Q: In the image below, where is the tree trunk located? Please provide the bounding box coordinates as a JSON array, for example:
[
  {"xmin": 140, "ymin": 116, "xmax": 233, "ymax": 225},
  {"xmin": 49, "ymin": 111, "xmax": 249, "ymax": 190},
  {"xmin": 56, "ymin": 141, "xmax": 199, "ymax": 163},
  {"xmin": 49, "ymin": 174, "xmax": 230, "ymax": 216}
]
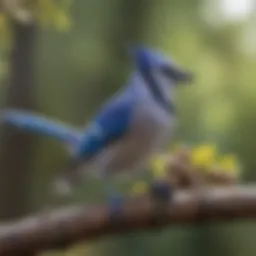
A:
[{"xmin": 0, "ymin": 19, "xmax": 37, "ymax": 221}]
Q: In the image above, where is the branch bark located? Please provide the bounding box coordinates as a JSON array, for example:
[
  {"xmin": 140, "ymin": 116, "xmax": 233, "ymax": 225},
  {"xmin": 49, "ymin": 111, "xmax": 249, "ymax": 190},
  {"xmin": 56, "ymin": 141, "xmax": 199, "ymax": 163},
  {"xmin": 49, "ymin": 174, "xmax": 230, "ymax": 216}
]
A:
[{"xmin": 0, "ymin": 185, "xmax": 256, "ymax": 254}]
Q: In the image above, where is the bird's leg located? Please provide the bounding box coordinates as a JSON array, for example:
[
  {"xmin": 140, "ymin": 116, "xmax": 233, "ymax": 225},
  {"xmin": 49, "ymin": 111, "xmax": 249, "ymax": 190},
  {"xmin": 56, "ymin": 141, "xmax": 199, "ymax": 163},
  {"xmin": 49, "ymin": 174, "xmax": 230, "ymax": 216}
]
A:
[
  {"xmin": 128, "ymin": 166, "xmax": 173, "ymax": 204},
  {"xmin": 149, "ymin": 179, "xmax": 173, "ymax": 222},
  {"xmin": 101, "ymin": 172, "xmax": 124, "ymax": 220},
  {"xmin": 150, "ymin": 180, "xmax": 172, "ymax": 203}
]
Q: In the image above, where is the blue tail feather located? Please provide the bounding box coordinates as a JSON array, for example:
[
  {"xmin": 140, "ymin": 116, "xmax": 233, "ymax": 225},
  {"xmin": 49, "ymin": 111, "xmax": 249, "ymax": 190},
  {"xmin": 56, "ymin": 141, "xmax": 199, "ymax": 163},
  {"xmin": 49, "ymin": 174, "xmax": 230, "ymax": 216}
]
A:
[{"xmin": 1, "ymin": 109, "xmax": 82, "ymax": 148}]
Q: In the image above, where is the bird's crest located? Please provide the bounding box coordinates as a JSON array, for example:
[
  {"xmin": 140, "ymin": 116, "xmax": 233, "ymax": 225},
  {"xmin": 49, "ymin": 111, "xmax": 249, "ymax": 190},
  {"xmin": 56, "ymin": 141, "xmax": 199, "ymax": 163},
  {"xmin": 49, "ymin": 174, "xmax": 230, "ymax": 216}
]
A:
[{"xmin": 129, "ymin": 45, "xmax": 193, "ymax": 83}]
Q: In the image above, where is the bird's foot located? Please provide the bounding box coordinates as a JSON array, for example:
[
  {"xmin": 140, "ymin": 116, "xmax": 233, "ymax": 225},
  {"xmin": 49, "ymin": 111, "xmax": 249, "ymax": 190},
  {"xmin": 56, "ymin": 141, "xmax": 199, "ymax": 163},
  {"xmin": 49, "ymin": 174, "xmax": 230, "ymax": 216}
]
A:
[
  {"xmin": 149, "ymin": 180, "xmax": 173, "ymax": 223},
  {"xmin": 150, "ymin": 180, "xmax": 172, "ymax": 203}
]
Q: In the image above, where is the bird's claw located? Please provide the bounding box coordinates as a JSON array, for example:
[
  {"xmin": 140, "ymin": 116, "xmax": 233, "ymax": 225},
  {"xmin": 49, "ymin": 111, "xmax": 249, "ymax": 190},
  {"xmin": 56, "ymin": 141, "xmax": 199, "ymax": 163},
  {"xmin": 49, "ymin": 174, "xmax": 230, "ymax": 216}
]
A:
[
  {"xmin": 150, "ymin": 180, "xmax": 172, "ymax": 204},
  {"xmin": 149, "ymin": 180, "xmax": 173, "ymax": 223}
]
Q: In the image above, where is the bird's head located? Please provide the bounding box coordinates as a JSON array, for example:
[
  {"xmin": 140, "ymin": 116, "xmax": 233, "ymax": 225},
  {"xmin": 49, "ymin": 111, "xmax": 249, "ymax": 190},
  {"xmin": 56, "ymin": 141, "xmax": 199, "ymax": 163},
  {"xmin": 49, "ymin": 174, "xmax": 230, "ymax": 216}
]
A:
[
  {"xmin": 130, "ymin": 45, "xmax": 193, "ymax": 87},
  {"xmin": 129, "ymin": 45, "xmax": 193, "ymax": 111}
]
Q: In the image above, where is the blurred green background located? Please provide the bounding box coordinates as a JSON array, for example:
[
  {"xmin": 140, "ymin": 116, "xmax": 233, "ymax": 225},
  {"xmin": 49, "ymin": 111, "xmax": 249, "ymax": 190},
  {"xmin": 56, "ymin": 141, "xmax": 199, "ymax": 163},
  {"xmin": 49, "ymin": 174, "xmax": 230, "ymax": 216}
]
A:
[{"xmin": 0, "ymin": 0, "xmax": 256, "ymax": 255}]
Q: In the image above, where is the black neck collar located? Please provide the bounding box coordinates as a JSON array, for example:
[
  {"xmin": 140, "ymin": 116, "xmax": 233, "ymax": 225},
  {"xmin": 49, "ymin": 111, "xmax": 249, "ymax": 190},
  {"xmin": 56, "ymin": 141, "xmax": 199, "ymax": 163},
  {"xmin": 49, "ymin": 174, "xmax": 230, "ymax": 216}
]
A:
[{"xmin": 140, "ymin": 70, "xmax": 175, "ymax": 113}]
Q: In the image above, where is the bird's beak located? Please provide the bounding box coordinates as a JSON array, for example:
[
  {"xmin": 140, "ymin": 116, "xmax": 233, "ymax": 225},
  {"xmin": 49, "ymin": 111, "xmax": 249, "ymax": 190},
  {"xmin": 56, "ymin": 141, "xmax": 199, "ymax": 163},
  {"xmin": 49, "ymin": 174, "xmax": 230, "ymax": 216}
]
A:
[
  {"xmin": 179, "ymin": 71, "xmax": 194, "ymax": 84},
  {"xmin": 161, "ymin": 64, "xmax": 194, "ymax": 84}
]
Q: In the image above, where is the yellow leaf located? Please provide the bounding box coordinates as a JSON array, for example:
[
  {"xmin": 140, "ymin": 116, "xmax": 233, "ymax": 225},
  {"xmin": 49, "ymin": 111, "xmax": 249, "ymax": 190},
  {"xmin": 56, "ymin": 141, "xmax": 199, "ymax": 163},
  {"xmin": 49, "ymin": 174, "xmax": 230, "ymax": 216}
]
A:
[
  {"xmin": 53, "ymin": 10, "xmax": 71, "ymax": 31},
  {"xmin": 218, "ymin": 154, "xmax": 240, "ymax": 174},
  {"xmin": 35, "ymin": 0, "xmax": 56, "ymax": 27},
  {"xmin": 191, "ymin": 145, "xmax": 216, "ymax": 169},
  {"xmin": 151, "ymin": 155, "xmax": 168, "ymax": 178}
]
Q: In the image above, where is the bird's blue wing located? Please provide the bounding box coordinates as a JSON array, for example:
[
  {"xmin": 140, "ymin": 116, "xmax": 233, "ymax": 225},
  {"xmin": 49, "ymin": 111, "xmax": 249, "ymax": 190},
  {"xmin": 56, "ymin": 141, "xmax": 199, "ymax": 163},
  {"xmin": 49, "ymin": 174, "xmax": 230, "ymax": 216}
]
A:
[
  {"xmin": 1, "ymin": 109, "xmax": 82, "ymax": 149},
  {"xmin": 74, "ymin": 96, "xmax": 135, "ymax": 160}
]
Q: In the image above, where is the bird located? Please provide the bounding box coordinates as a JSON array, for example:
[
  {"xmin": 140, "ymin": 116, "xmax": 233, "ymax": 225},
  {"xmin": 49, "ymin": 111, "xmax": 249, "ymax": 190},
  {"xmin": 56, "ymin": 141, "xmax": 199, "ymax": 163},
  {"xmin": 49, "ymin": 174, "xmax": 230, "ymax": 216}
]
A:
[{"xmin": 1, "ymin": 46, "xmax": 193, "ymax": 214}]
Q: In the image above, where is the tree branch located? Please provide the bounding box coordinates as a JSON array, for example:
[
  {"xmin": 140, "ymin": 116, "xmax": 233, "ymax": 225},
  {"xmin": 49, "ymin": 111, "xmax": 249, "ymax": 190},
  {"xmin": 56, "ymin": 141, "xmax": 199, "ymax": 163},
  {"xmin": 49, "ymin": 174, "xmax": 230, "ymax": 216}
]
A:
[{"xmin": 0, "ymin": 185, "xmax": 256, "ymax": 254}]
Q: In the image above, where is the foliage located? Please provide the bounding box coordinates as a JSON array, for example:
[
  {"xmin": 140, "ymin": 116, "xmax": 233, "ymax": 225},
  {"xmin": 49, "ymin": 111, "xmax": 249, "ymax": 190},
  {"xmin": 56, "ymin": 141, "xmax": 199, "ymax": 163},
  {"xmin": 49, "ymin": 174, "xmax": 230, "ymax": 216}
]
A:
[
  {"xmin": 0, "ymin": 0, "xmax": 74, "ymax": 86},
  {"xmin": 152, "ymin": 144, "xmax": 241, "ymax": 178},
  {"xmin": 131, "ymin": 144, "xmax": 241, "ymax": 195},
  {"xmin": 32, "ymin": 0, "xmax": 73, "ymax": 31},
  {"xmin": 0, "ymin": 0, "xmax": 73, "ymax": 51}
]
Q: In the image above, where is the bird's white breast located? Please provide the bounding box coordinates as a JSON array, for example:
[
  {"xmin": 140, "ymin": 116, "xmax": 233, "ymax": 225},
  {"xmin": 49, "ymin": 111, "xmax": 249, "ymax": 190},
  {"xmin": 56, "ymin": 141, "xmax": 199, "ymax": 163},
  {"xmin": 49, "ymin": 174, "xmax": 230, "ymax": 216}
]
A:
[{"xmin": 89, "ymin": 99, "xmax": 175, "ymax": 178}]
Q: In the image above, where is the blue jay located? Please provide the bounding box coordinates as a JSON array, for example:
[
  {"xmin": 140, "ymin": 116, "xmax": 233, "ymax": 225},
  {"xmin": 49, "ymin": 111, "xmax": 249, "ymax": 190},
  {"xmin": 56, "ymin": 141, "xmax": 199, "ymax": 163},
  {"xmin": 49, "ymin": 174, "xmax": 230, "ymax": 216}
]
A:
[{"xmin": 1, "ymin": 46, "xmax": 193, "ymax": 213}]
